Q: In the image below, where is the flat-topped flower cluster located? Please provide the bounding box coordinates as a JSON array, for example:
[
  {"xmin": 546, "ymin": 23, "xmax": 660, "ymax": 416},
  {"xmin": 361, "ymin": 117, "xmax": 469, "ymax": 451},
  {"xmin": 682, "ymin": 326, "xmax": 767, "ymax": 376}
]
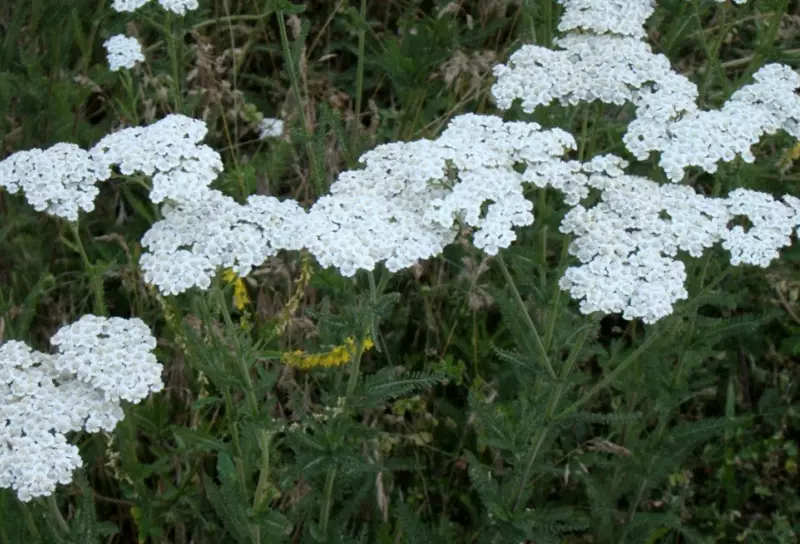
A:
[
  {"xmin": 3, "ymin": 0, "xmax": 800, "ymax": 325},
  {"xmin": 112, "ymin": 0, "xmax": 198, "ymax": 15},
  {"xmin": 1, "ymin": 316, "xmax": 162, "ymax": 501}
]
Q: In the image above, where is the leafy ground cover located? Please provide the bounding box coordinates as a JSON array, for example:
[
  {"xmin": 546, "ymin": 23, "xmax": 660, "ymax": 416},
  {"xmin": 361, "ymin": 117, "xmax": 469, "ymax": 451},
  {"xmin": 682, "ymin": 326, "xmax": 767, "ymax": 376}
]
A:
[{"xmin": 1, "ymin": 0, "xmax": 800, "ymax": 542}]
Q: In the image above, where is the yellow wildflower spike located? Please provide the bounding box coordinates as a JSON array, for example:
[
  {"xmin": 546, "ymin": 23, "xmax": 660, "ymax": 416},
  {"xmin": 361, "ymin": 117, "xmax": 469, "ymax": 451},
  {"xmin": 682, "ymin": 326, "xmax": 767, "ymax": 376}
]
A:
[
  {"xmin": 281, "ymin": 335, "xmax": 375, "ymax": 370},
  {"xmin": 222, "ymin": 268, "xmax": 251, "ymax": 311}
]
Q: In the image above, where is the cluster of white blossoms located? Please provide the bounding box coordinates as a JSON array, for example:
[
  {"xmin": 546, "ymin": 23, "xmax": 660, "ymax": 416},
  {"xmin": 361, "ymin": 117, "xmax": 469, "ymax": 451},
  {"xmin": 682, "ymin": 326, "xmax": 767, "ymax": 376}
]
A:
[
  {"xmin": 494, "ymin": 1, "xmax": 786, "ymax": 182},
  {"xmin": 139, "ymin": 191, "xmax": 304, "ymax": 294},
  {"xmin": 111, "ymin": 0, "xmax": 199, "ymax": 15},
  {"xmin": 297, "ymin": 115, "xmax": 576, "ymax": 276},
  {"xmin": 469, "ymin": 0, "xmax": 800, "ymax": 321},
  {"xmin": 136, "ymin": 113, "xmax": 575, "ymax": 290},
  {"xmin": 0, "ymin": 143, "xmax": 109, "ymax": 221},
  {"xmin": 103, "ymin": 34, "xmax": 145, "ymax": 72},
  {"xmin": 90, "ymin": 114, "xmax": 223, "ymax": 204},
  {"xmin": 1, "ymin": 316, "xmax": 162, "ymax": 501},
  {"xmin": 555, "ymin": 0, "xmax": 745, "ymax": 40},
  {"xmin": 0, "ymin": 114, "xmax": 223, "ymax": 220},
  {"xmin": 555, "ymin": 157, "xmax": 800, "ymax": 322}
]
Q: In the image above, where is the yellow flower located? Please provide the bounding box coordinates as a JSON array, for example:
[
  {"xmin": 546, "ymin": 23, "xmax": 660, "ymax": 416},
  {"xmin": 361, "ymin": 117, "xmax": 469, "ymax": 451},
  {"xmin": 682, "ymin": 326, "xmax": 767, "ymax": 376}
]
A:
[
  {"xmin": 282, "ymin": 336, "xmax": 375, "ymax": 370},
  {"xmin": 222, "ymin": 269, "xmax": 250, "ymax": 311}
]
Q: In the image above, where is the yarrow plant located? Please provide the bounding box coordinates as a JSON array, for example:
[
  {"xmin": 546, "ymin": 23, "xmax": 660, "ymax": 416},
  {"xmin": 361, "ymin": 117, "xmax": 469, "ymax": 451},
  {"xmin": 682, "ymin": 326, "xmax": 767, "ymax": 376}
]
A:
[
  {"xmin": 3, "ymin": 0, "xmax": 800, "ymax": 325},
  {"xmin": 4, "ymin": 0, "xmax": 800, "ymax": 540},
  {"xmin": 0, "ymin": 316, "xmax": 162, "ymax": 501}
]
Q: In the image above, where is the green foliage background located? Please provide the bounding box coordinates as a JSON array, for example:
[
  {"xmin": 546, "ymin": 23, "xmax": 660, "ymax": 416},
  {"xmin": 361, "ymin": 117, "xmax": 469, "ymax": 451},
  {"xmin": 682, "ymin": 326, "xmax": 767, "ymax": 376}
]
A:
[{"xmin": 1, "ymin": 0, "xmax": 800, "ymax": 542}]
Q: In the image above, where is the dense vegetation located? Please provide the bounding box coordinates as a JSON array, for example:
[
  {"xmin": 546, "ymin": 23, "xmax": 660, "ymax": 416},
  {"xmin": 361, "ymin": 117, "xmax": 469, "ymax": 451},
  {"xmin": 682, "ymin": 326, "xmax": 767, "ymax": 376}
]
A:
[{"xmin": 1, "ymin": 0, "xmax": 799, "ymax": 542}]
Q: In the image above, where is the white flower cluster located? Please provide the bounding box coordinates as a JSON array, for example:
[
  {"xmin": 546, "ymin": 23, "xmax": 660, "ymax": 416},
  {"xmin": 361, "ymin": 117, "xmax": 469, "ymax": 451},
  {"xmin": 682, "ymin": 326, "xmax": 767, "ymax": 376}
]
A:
[
  {"xmin": 140, "ymin": 191, "xmax": 304, "ymax": 294},
  {"xmin": 655, "ymin": 64, "xmax": 800, "ymax": 180},
  {"xmin": 0, "ymin": 143, "xmax": 108, "ymax": 221},
  {"xmin": 111, "ymin": 0, "xmax": 150, "ymax": 11},
  {"xmin": 298, "ymin": 115, "xmax": 575, "ymax": 276},
  {"xmin": 480, "ymin": 0, "xmax": 800, "ymax": 321},
  {"xmin": 555, "ymin": 157, "xmax": 800, "ymax": 322},
  {"xmin": 0, "ymin": 114, "xmax": 223, "ymax": 220},
  {"xmin": 104, "ymin": 34, "xmax": 145, "ymax": 72},
  {"xmin": 1, "ymin": 316, "xmax": 162, "ymax": 501},
  {"xmin": 556, "ymin": 0, "xmax": 656, "ymax": 39},
  {"xmin": 494, "ymin": 0, "xmax": 781, "ymax": 182},
  {"xmin": 49, "ymin": 316, "xmax": 163, "ymax": 402},
  {"xmin": 111, "ymin": 0, "xmax": 199, "ymax": 15},
  {"xmin": 555, "ymin": 0, "xmax": 745, "ymax": 39},
  {"xmin": 258, "ymin": 117, "xmax": 284, "ymax": 140},
  {"xmin": 90, "ymin": 114, "xmax": 223, "ymax": 204},
  {"xmin": 137, "ymin": 113, "xmax": 576, "ymax": 290}
]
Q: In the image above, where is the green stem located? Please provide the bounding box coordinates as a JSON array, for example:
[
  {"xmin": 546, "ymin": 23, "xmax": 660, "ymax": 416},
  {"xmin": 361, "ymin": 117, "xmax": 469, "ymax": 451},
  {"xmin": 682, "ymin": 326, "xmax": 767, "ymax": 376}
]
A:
[
  {"xmin": 46, "ymin": 495, "xmax": 69, "ymax": 534},
  {"xmin": 252, "ymin": 432, "xmax": 274, "ymax": 512},
  {"xmin": 217, "ymin": 288, "xmax": 258, "ymax": 412},
  {"xmin": 68, "ymin": 222, "xmax": 107, "ymax": 316},
  {"xmin": 351, "ymin": 0, "xmax": 367, "ymax": 145},
  {"xmin": 317, "ymin": 270, "xmax": 382, "ymax": 535},
  {"xmin": 512, "ymin": 323, "xmax": 593, "ymax": 511},
  {"xmin": 222, "ymin": 387, "xmax": 247, "ymax": 491},
  {"xmin": 543, "ymin": 238, "xmax": 571, "ymax": 352},
  {"xmin": 559, "ymin": 325, "xmax": 666, "ymax": 418},
  {"xmin": 319, "ymin": 467, "xmax": 338, "ymax": 535},
  {"xmin": 19, "ymin": 502, "xmax": 41, "ymax": 540},
  {"xmin": 620, "ymin": 257, "xmax": 716, "ymax": 537},
  {"xmin": 119, "ymin": 70, "xmax": 139, "ymax": 125},
  {"xmin": 276, "ymin": 11, "xmax": 324, "ymax": 195},
  {"xmin": 216, "ymin": 288, "xmax": 273, "ymax": 533},
  {"xmin": 319, "ymin": 329, "xmax": 368, "ymax": 535},
  {"xmin": 164, "ymin": 11, "xmax": 183, "ymax": 111},
  {"xmin": 496, "ymin": 253, "xmax": 556, "ymax": 379},
  {"xmin": 543, "ymin": 0, "xmax": 552, "ymax": 47},
  {"xmin": 512, "ymin": 424, "xmax": 549, "ymax": 511}
]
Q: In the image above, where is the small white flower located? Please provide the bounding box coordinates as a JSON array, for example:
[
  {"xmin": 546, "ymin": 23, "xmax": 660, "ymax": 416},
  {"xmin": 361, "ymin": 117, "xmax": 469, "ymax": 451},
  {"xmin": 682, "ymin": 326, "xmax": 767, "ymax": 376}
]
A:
[
  {"xmin": 258, "ymin": 117, "xmax": 284, "ymax": 139},
  {"xmin": 112, "ymin": 0, "xmax": 199, "ymax": 14},
  {"xmin": 104, "ymin": 34, "xmax": 145, "ymax": 72},
  {"xmin": 111, "ymin": 0, "xmax": 150, "ymax": 11},
  {"xmin": 157, "ymin": 0, "xmax": 199, "ymax": 14}
]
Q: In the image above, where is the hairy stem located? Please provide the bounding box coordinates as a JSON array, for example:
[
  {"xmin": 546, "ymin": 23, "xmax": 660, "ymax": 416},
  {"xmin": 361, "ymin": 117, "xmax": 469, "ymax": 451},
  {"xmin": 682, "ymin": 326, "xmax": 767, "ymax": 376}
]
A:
[
  {"xmin": 512, "ymin": 323, "xmax": 593, "ymax": 511},
  {"xmin": 352, "ymin": 0, "xmax": 367, "ymax": 146},
  {"xmin": 164, "ymin": 11, "xmax": 183, "ymax": 111},
  {"xmin": 496, "ymin": 252, "xmax": 556, "ymax": 379},
  {"xmin": 68, "ymin": 221, "xmax": 107, "ymax": 317},
  {"xmin": 276, "ymin": 10, "xmax": 325, "ymax": 195},
  {"xmin": 46, "ymin": 494, "xmax": 69, "ymax": 534},
  {"xmin": 319, "ymin": 331, "xmax": 367, "ymax": 534}
]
